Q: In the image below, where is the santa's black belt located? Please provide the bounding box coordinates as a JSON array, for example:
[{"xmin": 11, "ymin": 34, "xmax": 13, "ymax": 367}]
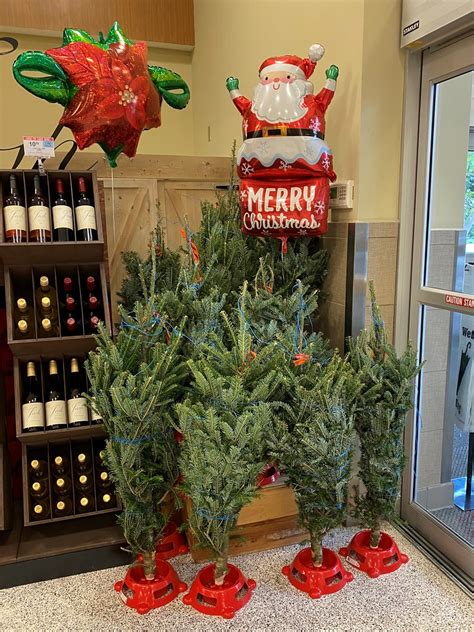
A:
[{"xmin": 245, "ymin": 128, "xmax": 324, "ymax": 140}]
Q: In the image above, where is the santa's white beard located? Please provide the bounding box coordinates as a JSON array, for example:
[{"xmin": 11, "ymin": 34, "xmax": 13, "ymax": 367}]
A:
[{"xmin": 251, "ymin": 79, "xmax": 308, "ymax": 123}]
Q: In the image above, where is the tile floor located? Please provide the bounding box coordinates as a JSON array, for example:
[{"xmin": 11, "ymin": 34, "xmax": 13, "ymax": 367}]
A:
[{"xmin": 0, "ymin": 525, "xmax": 471, "ymax": 631}]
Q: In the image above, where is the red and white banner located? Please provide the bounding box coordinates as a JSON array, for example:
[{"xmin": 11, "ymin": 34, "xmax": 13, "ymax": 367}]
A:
[{"xmin": 239, "ymin": 178, "xmax": 329, "ymax": 241}]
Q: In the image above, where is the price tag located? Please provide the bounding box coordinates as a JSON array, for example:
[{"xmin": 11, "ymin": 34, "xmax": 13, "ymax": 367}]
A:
[{"xmin": 23, "ymin": 136, "xmax": 55, "ymax": 159}]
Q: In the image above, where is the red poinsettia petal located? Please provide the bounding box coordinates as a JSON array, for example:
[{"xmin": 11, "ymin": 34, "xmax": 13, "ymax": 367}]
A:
[
  {"xmin": 47, "ymin": 42, "xmax": 111, "ymax": 87},
  {"xmin": 110, "ymin": 58, "xmax": 132, "ymax": 89},
  {"xmin": 125, "ymin": 99, "xmax": 146, "ymax": 131},
  {"xmin": 99, "ymin": 91, "xmax": 127, "ymax": 121},
  {"xmin": 144, "ymin": 83, "xmax": 162, "ymax": 129},
  {"xmin": 60, "ymin": 80, "xmax": 118, "ymax": 130}
]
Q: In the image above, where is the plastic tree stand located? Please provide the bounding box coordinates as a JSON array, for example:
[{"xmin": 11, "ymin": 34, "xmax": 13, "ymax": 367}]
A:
[
  {"xmin": 282, "ymin": 547, "xmax": 353, "ymax": 599},
  {"xmin": 183, "ymin": 563, "xmax": 256, "ymax": 619},
  {"xmin": 257, "ymin": 463, "xmax": 281, "ymax": 487},
  {"xmin": 339, "ymin": 530, "xmax": 409, "ymax": 578},
  {"xmin": 155, "ymin": 521, "xmax": 189, "ymax": 560},
  {"xmin": 114, "ymin": 558, "xmax": 187, "ymax": 614}
]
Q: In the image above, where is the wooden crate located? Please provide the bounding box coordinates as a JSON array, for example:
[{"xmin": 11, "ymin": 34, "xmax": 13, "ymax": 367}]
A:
[{"xmin": 184, "ymin": 480, "xmax": 308, "ymax": 562}]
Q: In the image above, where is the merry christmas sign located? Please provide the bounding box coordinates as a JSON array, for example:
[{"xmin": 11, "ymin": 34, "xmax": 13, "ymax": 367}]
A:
[{"xmin": 227, "ymin": 44, "xmax": 339, "ymax": 251}]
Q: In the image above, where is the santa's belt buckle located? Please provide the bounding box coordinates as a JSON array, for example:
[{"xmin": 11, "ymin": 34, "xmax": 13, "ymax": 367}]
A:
[{"xmin": 262, "ymin": 126, "xmax": 287, "ymax": 137}]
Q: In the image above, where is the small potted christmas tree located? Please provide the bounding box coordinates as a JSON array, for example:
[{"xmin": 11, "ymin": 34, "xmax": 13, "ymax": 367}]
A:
[
  {"xmin": 340, "ymin": 282, "xmax": 421, "ymax": 578},
  {"xmin": 178, "ymin": 287, "xmax": 288, "ymax": 618},
  {"xmin": 85, "ymin": 259, "xmax": 188, "ymax": 613},
  {"xmin": 274, "ymin": 354, "xmax": 359, "ymax": 598}
]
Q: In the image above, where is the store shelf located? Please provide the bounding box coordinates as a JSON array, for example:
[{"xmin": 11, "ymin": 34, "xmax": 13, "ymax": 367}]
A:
[
  {"xmin": 16, "ymin": 423, "xmax": 105, "ymax": 445},
  {"xmin": 8, "ymin": 335, "xmax": 98, "ymax": 358},
  {"xmin": 0, "ymin": 241, "xmax": 105, "ymax": 265}
]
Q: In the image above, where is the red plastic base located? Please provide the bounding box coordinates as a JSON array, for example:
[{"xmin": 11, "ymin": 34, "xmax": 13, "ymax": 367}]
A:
[
  {"xmin": 183, "ymin": 563, "xmax": 256, "ymax": 619},
  {"xmin": 282, "ymin": 547, "xmax": 353, "ymax": 599},
  {"xmin": 339, "ymin": 530, "xmax": 409, "ymax": 578},
  {"xmin": 114, "ymin": 559, "xmax": 187, "ymax": 614},
  {"xmin": 155, "ymin": 521, "xmax": 189, "ymax": 560},
  {"xmin": 257, "ymin": 463, "xmax": 281, "ymax": 487}
]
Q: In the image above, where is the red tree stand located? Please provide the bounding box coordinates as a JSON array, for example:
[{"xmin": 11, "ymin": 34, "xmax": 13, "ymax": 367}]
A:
[
  {"xmin": 339, "ymin": 530, "xmax": 409, "ymax": 578},
  {"xmin": 155, "ymin": 521, "xmax": 189, "ymax": 560},
  {"xmin": 114, "ymin": 559, "xmax": 187, "ymax": 614},
  {"xmin": 183, "ymin": 563, "xmax": 256, "ymax": 619},
  {"xmin": 282, "ymin": 547, "xmax": 353, "ymax": 599}
]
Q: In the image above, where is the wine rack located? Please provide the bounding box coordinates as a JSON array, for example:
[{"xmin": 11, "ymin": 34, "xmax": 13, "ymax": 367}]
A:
[
  {"xmin": 0, "ymin": 167, "xmax": 117, "ymax": 529},
  {"xmin": 23, "ymin": 437, "xmax": 120, "ymax": 526},
  {"xmin": 13, "ymin": 353, "xmax": 105, "ymax": 443},
  {"xmin": 4, "ymin": 262, "xmax": 110, "ymax": 356},
  {"xmin": 0, "ymin": 169, "xmax": 104, "ymax": 264}
]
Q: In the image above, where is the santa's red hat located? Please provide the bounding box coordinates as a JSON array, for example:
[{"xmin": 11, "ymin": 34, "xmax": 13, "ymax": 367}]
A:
[{"xmin": 258, "ymin": 44, "xmax": 325, "ymax": 79}]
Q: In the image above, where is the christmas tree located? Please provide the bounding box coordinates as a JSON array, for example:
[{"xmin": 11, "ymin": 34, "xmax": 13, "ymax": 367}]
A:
[
  {"xmin": 177, "ymin": 284, "xmax": 290, "ymax": 584},
  {"xmin": 85, "ymin": 243, "xmax": 187, "ymax": 580},
  {"xmin": 118, "ymin": 152, "xmax": 329, "ymax": 316},
  {"xmin": 271, "ymin": 354, "xmax": 359, "ymax": 565},
  {"xmin": 347, "ymin": 282, "xmax": 421, "ymax": 547}
]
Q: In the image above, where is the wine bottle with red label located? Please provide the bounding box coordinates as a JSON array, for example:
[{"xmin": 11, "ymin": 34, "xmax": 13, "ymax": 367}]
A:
[
  {"xmin": 3, "ymin": 174, "xmax": 26, "ymax": 243},
  {"xmin": 22, "ymin": 362, "xmax": 45, "ymax": 432},
  {"xmin": 52, "ymin": 178, "xmax": 74, "ymax": 242},
  {"xmin": 28, "ymin": 175, "xmax": 51, "ymax": 242},
  {"xmin": 75, "ymin": 177, "xmax": 97, "ymax": 241},
  {"xmin": 45, "ymin": 360, "xmax": 67, "ymax": 430}
]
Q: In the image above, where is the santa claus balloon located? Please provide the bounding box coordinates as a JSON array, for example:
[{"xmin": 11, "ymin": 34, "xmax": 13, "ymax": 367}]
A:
[{"xmin": 227, "ymin": 45, "xmax": 339, "ymax": 251}]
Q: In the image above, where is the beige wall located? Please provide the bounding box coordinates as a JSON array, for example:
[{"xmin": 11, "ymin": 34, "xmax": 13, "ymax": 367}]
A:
[{"xmin": 0, "ymin": 32, "xmax": 194, "ymax": 169}]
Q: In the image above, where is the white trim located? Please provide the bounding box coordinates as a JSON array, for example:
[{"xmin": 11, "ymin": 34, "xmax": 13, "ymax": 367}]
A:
[
  {"xmin": 229, "ymin": 89, "xmax": 241, "ymax": 100},
  {"xmin": 325, "ymin": 78, "xmax": 336, "ymax": 92},
  {"xmin": 260, "ymin": 63, "xmax": 305, "ymax": 79}
]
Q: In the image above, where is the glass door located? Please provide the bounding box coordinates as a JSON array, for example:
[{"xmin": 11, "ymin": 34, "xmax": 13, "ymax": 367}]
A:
[{"xmin": 402, "ymin": 34, "xmax": 474, "ymax": 581}]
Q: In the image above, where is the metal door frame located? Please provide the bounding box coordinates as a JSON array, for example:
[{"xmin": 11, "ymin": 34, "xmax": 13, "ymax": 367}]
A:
[{"xmin": 399, "ymin": 34, "xmax": 473, "ymax": 580}]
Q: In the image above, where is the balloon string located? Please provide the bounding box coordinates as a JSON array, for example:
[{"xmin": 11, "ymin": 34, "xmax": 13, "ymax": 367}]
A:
[{"xmin": 111, "ymin": 165, "xmax": 116, "ymax": 242}]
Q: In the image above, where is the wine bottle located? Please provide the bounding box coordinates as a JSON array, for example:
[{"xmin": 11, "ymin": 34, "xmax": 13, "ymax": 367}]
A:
[
  {"xmin": 22, "ymin": 362, "xmax": 44, "ymax": 432},
  {"xmin": 53, "ymin": 475, "xmax": 72, "ymax": 497},
  {"xmin": 98, "ymin": 492, "xmax": 116, "ymax": 510},
  {"xmin": 76, "ymin": 494, "xmax": 95, "ymax": 513},
  {"xmin": 39, "ymin": 317, "xmax": 55, "ymax": 338},
  {"xmin": 29, "ymin": 458, "xmax": 48, "ymax": 480},
  {"xmin": 76, "ymin": 473, "xmax": 93, "ymax": 493},
  {"xmin": 36, "ymin": 276, "xmax": 57, "ymax": 310},
  {"xmin": 75, "ymin": 451, "xmax": 92, "ymax": 474},
  {"xmin": 67, "ymin": 358, "xmax": 89, "ymax": 427},
  {"xmin": 39, "ymin": 296, "xmax": 59, "ymax": 334},
  {"xmin": 16, "ymin": 319, "xmax": 30, "ymax": 339},
  {"xmin": 45, "ymin": 360, "xmax": 67, "ymax": 430},
  {"xmin": 54, "ymin": 498, "xmax": 73, "ymax": 517},
  {"xmin": 96, "ymin": 449, "xmax": 106, "ymax": 466},
  {"xmin": 14, "ymin": 298, "xmax": 33, "ymax": 329},
  {"xmin": 51, "ymin": 454, "xmax": 70, "ymax": 478},
  {"xmin": 30, "ymin": 479, "xmax": 48, "ymax": 499},
  {"xmin": 52, "ymin": 178, "xmax": 74, "ymax": 242},
  {"xmin": 75, "ymin": 177, "xmax": 97, "ymax": 241},
  {"xmin": 28, "ymin": 175, "xmax": 51, "ymax": 242},
  {"xmin": 31, "ymin": 499, "xmax": 50, "ymax": 520},
  {"xmin": 63, "ymin": 276, "xmax": 74, "ymax": 298},
  {"xmin": 3, "ymin": 174, "xmax": 26, "ymax": 243},
  {"xmin": 97, "ymin": 470, "xmax": 112, "ymax": 490}
]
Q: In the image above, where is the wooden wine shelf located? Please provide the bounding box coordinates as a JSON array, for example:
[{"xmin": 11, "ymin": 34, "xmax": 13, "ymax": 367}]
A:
[
  {"xmin": 8, "ymin": 335, "xmax": 98, "ymax": 359},
  {"xmin": 16, "ymin": 423, "xmax": 105, "ymax": 445},
  {"xmin": 0, "ymin": 241, "xmax": 104, "ymax": 265}
]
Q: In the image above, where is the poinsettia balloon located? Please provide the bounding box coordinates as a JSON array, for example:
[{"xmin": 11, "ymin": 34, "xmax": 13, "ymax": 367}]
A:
[{"xmin": 13, "ymin": 22, "xmax": 190, "ymax": 166}]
